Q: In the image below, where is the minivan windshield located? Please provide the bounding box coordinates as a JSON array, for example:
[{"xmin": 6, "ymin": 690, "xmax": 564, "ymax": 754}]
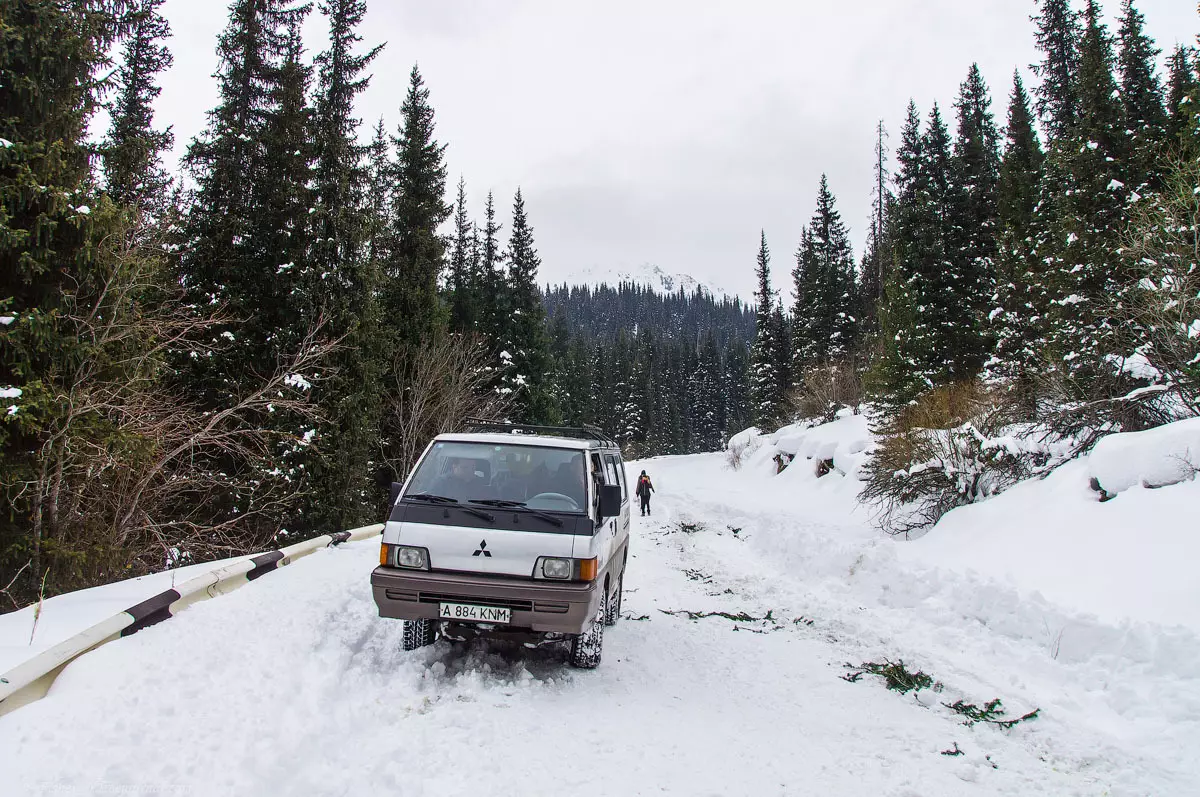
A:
[{"xmin": 404, "ymin": 442, "xmax": 588, "ymax": 513}]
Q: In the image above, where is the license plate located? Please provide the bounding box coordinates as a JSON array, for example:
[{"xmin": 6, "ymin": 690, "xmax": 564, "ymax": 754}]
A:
[{"xmin": 439, "ymin": 602, "xmax": 512, "ymax": 624}]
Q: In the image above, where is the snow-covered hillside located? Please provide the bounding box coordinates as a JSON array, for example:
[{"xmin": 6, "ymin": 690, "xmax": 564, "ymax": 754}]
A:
[
  {"xmin": 551, "ymin": 262, "xmax": 728, "ymax": 298},
  {"xmin": 2, "ymin": 423, "xmax": 1198, "ymax": 794},
  {"xmin": 739, "ymin": 412, "xmax": 1200, "ymax": 632}
]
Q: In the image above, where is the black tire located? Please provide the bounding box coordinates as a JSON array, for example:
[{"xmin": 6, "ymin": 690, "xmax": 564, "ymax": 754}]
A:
[
  {"xmin": 604, "ymin": 573, "xmax": 623, "ymax": 626},
  {"xmin": 402, "ymin": 618, "xmax": 436, "ymax": 651},
  {"xmin": 569, "ymin": 596, "xmax": 605, "ymax": 669}
]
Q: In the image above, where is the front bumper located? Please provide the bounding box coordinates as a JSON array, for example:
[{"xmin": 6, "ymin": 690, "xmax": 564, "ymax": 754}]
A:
[{"xmin": 371, "ymin": 567, "xmax": 601, "ymax": 635}]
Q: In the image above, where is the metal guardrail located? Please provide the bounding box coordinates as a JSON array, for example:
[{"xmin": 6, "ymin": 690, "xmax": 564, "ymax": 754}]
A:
[{"xmin": 0, "ymin": 523, "xmax": 384, "ymax": 719}]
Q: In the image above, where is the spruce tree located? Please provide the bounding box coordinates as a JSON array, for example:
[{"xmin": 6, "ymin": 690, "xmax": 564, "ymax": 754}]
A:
[
  {"xmin": 1165, "ymin": 45, "xmax": 1199, "ymax": 146},
  {"xmin": 448, "ymin": 176, "xmax": 476, "ymax": 332},
  {"xmin": 749, "ymin": 232, "xmax": 786, "ymax": 428},
  {"xmin": 477, "ymin": 191, "xmax": 507, "ymax": 348},
  {"xmin": 1042, "ymin": 0, "xmax": 1137, "ymax": 392},
  {"xmin": 689, "ymin": 331, "xmax": 724, "ymax": 451},
  {"xmin": 724, "ymin": 336, "xmax": 752, "ymax": 435},
  {"xmin": 1031, "ymin": 0, "xmax": 1082, "ymax": 142},
  {"xmin": 792, "ymin": 175, "xmax": 858, "ymax": 374},
  {"xmin": 383, "ymin": 65, "xmax": 450, "ymax": 352},
  {"xmin": 502, "ymin": 189, "xmax": 555, "ymax": 423},
  {"xmin": 1116, "ymin": 0, "xmax": 1166, "ymax": 193},
  {"xmin": 949, "ymin": 63, "xmax": 1001, "ymax": 375},
  {"xmin": 102, "ymin": 0, "xmax": 174, "ymax": 214},
  {"xmin": 306, "ymin": 0, "xmax": 384, "ymax": 529},
  {"xmin": 859, "ymin": 121, "xmax": 892, "ymax": 337},
  {"xmin": 0, "ymin": 0, "xmax": 133, "ymax": 592},
  {"xmin": 364, "ymin": 118, "xmax": 393, "ymax": 275},
  {"xmin": 178, "ymin": 0, "xmax": 311, "ymax": 405},
  {"xmin": 990, "ymin": 71, "xmax": 1048, "ymax": 414},
  {"xmin": 867, "ymin": 102, "xmax": 929, "ymax": 409},
  {"xmin": 869, "ymin": 102, "xmax": 983, "ymax": 404}
]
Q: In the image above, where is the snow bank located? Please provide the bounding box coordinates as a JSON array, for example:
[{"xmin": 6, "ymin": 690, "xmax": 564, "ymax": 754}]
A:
[
  {"xmin": 0, "ymin": 555, "xmax": 252, "ymax": 673},
  {"xmin": 728, "ymin": 412, "xmax": 1200, "ymax": 632},
  {"xmin": 907, "ymin": 429, "xmax": 1200, "ymax": 632},
  {"xmin": 773, "ymin": 411, "xmax": 872, "ymax": 478},
  {"xmin": 729, "ymin": 410, "xmax": 872, "ymax": 483},
  {"xmin": 1087, "ymin": 416, "xmax": 1200, "ymax": 495}
]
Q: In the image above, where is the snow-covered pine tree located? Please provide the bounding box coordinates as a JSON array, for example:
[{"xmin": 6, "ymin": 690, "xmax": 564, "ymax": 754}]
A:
[
  {"xmin": 1164, "ymin": 45, "xmax": 1199, "ymax": 145},
  {"xmin": 749, "ymin": 232, "xmax": 787, "ymax": 428},
  {"xmin": 102, "ymin": 0, "xmax": 174, "ymax": 215},
  {"xmin": 689, "ymin": 331, "xmax": 725, "ymax": 451},
  {"xmin": 949, "ymin": 62, "xmax": 1001, "ymax": 377},
  {"xmin": 502, "ymin": 189, "xmax": 555, "ymax": 423},
  {"xmin": 791, "ymin": 175, "xmax": 858, "ymax": 375},
  {"xmin": 989, "ymin": 71, "xmax": 1047, "ymax": 416},
  {"xmin": 723, "ymin": 335, "xmax": 752, "ymax": 437},
  {"xmin": 1116, "ymin": 0, "xmax": 1166, "ymax": 195},
  {"xmin": 1042, "ymin": 2, "xmax": 1134, "ymax": 378},
  {"xmin": 867, "ymin": 102, "xmax": 929, "ymax": 411},
  {"xmin": 1031, "ymin": 0, "xmax": 1082, "ymax": 143},
  {"xmin": 305, "ymin": 0, "xmax": 384, "ymax": 529}
]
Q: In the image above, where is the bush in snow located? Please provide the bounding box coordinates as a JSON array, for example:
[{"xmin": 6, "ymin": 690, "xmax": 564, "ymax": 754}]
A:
[
  {"xmin": 1116, "ymin": 152, "xmax": 1200, "ymax": 417},
  {"xmin": 861, "ymin": 381, "xmax": 1034, "ymax": 535},
  {"xmin": 789, "ymin": 359, "xmax": 864, "ymax": 423},
  {"xmin": 724, "ymin": 427, "xmax": 761, "ymax": 471}
]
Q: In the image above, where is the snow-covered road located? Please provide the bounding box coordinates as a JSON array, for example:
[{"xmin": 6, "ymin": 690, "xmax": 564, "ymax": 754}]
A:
[{"xmin": 1, "ymin": 453, "xmax": 1196, "ymax": 795}]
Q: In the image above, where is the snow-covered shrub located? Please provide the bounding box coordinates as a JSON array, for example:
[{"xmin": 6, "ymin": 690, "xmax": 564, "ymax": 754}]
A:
[
  {"xmin": 724, "ymin": 427, "xmax": 761, "ymax": 471},
  {"xmin": 790, "ymin": 360, "xmax": 864, "ymax": 423},
  {"xmin": 1117, "ymin": 152, "xmax": 1200, "ymax": 417},
  {"xmin": 861, "ymin": 381, "xmax": 1032, "ymax": 535}
]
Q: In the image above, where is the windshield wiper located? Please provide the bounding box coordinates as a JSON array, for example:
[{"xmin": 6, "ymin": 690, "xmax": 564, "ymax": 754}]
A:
[
  {"xmin": 407, "ymin": 493, "xmax": 494, "ymax": 523},
  {"xmin": 469, "ymin": 499, "xmax": 564, "ymax": 528},
  {"xmin": 405, "ymin": 493, "xmax": 458, "ymax": 504}
]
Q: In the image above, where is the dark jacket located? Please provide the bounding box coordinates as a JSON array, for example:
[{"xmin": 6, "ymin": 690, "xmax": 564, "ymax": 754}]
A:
[{"xmin": 635, "ymin": 475, "xmax": 654, "ymax": 498}]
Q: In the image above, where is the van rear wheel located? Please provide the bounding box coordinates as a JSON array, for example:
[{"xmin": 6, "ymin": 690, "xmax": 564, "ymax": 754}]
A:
[
  {"xmin": 569, "ymin": 597, "xmax": 605, "ymax": 669},
  {"xmin": 402, "ymin": 618, "xmax": 437, "ymax": 651}
]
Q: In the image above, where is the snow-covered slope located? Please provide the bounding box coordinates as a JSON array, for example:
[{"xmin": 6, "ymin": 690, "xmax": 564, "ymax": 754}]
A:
[
  {"xmin": 551, "ymin": 262, "xmax": 728, "ymax": 298},
  {"xmin": 2, "ymin": 434, "xmax": 1198, "ymax": 793}
]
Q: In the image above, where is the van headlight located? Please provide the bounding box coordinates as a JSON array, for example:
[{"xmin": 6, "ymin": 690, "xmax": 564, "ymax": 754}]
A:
[
  {"xmin": 539, "ymin": 557, "xmax": 572, "ymax": 580},
  {"xmin": 395, "ymin": 546, "xmax": 430, "ymax": 570}
]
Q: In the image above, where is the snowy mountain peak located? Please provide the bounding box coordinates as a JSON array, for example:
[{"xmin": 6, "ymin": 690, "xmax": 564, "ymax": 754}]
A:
[{"xmin": 551, "ymin": 263, "xmax": 727, "ymax": 298}]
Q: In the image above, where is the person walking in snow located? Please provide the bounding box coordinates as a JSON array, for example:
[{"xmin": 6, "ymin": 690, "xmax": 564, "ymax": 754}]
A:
[{"xmin": 635, "ymin": 470, "xmax": 655, "ymax": 516}]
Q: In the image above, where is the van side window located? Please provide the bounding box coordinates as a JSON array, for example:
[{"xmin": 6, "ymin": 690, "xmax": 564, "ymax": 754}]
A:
[
  {"xmin": 604, "ymin": 454, "xmax": 626, "ymax": 500},
  {"xmin": 603, "ymin": 454, "xmax": 624, "ymax": 500}
]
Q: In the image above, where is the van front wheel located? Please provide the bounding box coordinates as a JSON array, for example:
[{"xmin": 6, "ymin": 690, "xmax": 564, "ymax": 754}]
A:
[
  {"xmin": 402, "ymin": 618, "xmax": 437, "ymax": 651},
  {"xmin": 604, "ymin": 574, "xmax": 623, "ymax": 626},
  {"xmin": 569, "ymin": 597, "xmax": 605, "ymax": 669}
]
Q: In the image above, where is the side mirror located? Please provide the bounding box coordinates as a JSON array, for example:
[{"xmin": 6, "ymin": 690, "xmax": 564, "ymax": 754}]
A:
[
  {"xmin": 597, "ymin": 484, "xmax": 622, "ymax": 519},
  {"xmin": 389, "ymin": 481, "xmax": 403, "ymax": 507}
]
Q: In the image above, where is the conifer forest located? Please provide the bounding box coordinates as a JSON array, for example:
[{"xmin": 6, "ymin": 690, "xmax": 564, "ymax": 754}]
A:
[{"xmin": 2, "ymin": 0, "xmax": 1198, "ymax": 602}]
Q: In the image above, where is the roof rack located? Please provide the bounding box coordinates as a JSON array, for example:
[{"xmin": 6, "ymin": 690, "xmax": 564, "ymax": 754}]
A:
[{"xmin": 461, "ymin": 417, "xmax": 618, "ymax": 447}]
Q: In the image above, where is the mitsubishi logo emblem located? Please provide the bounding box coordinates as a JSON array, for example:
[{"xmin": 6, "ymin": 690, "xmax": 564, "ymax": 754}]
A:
[{"xmin": 472, "ymin": 540, "xmax": 492, "ymax": 558}]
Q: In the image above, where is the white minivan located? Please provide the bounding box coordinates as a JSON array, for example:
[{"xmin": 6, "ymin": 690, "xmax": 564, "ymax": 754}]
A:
[{"xmin": 371, "ymin": 421, "xmax": 632, "ymax": 668}]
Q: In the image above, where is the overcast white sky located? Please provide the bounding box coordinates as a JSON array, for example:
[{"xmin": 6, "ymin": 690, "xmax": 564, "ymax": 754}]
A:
[{"xmin": 154, "ymin": 0, "xmax": 1197, "ymax": 299}]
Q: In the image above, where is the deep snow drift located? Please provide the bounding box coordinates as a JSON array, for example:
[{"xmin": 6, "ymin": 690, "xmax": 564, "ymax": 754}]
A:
[
  {"xmin": 740, "ymin": 412, "xmax": 1200, "ymax": 632},
  {"xmin": 1, "ymin": 417, "xmax": 1197, "ymax": 795}
]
